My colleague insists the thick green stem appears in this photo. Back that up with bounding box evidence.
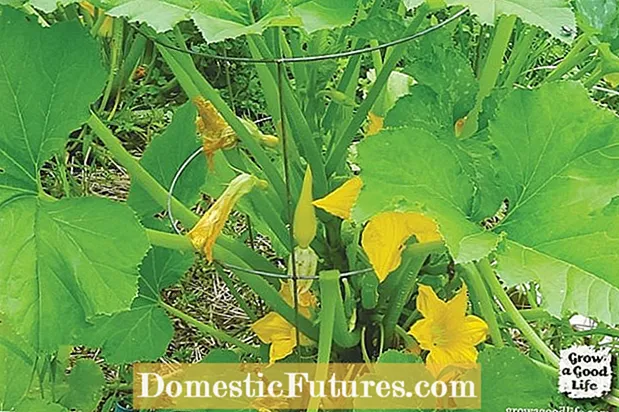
[382,245,429,342]
[503,27,537,86]
[306,270,339,412]
[477,259,559,367]
[319,271,361,348]
[325,3,430,175]
[583,64,605,88]
[87,114,199,228]
[161,302,259,355]
[545,35,594,83]
[214,237,319,341]
[246,35,328,196]
[462,263,504,348]
[99,19,123,112]
[146,229,194,251]
[461,14,517,139]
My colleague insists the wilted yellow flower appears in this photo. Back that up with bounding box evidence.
[293,167,317,248]
[251,282,316,364]
[188,174,267,262]
[367,112,384,136]
[194,97,237,169]
[313,176,363,220]
[409,285,488,378]
[361,212,442,281]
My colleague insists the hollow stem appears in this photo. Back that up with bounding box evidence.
[160,302,259,355]
[382,245,430,342]
[477,259,559,367]
[146,229,194,251]
[461,14,517,139]
[325,3,430,175]
[87,113,199,228]
[545,35,594,83]
[462,263,504,348]
[306,270,339,412]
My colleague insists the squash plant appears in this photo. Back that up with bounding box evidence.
[1,0,619,411]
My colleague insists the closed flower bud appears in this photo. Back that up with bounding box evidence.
[293,167,317,248]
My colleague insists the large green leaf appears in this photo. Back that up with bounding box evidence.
[78,247,191,364]
[15,400,68,412]
[93,0,357,42]
[403,26,478,121]
[358,81,619,324]
[0,7,150,351]
[92,0,292,42]
[575,0,619,49]
[472,347,556,411]
[59,360,105,412]
[490,82,619,324]
[291,0,359,33]
[0,319,34,410]
[127,102,206,221]
[353,127,501,263]
[404,0,575,41]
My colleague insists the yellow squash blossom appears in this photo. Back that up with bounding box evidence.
[194,97,237,169]
[312,176,363,220]
[251,281,316,364]
[293,167,317,248]
[367,112,384,136]
[188,174,267,262]
[409,285,488,378]
[361,212,442,281]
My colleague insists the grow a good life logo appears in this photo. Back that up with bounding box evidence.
[132,362,481,410]
[559,346,613,399]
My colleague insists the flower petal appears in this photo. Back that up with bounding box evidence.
[251,312,298,364]
[251,312,292,344]
[426,345,478,378]
[312,177,363,220]
[269,335,296,364]
[445,284,468,317]
[408,318,434,351]
[361,212,442,281]
[416,284,446,320]
[461,315,488,346]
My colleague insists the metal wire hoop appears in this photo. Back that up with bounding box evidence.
[162,9,471,281]
[134,8,469,64]
[166,144,374,280]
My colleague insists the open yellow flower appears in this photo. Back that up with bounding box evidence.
[193,97,237,169]
[312,176,363,220]
[188,174,267,262]
[361,212,442,281]
[409,285,488,378]
[251,281,316,364]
